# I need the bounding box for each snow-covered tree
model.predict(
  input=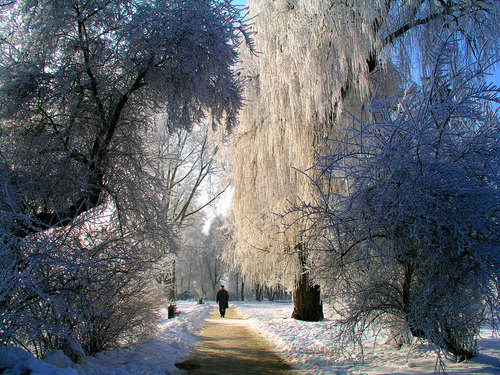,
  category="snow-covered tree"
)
[0,0,248,236]
[298,41,499,365]
[0,0,250,357]
[176,215,230,299]
[0,202,167,356]
[149,119,232,299]
[229,0,499,321]
[154,121,227,226]
[200,216,228,297]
